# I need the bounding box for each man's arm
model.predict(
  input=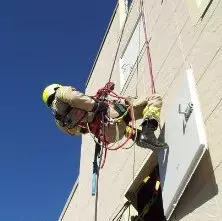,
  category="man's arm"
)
[56,86,108,113]
[56,86,95,112]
